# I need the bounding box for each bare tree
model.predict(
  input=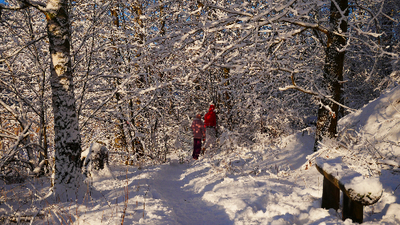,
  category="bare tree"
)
[314,0,349,151]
